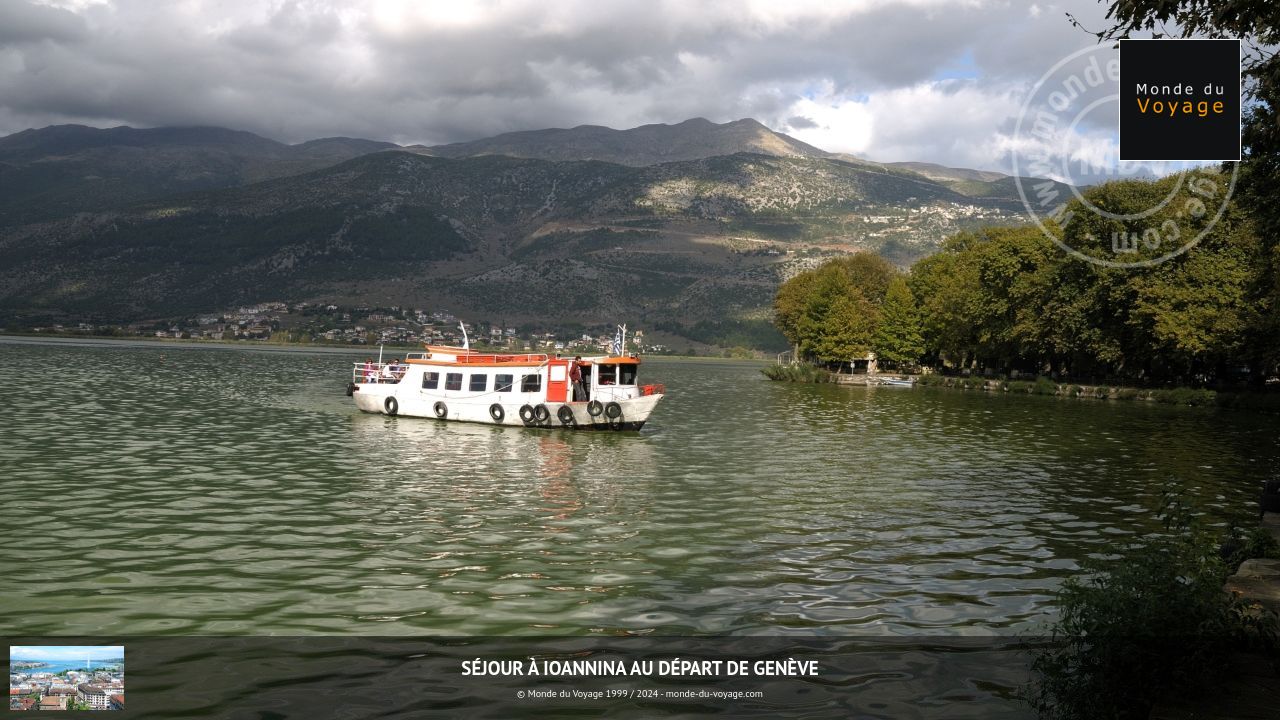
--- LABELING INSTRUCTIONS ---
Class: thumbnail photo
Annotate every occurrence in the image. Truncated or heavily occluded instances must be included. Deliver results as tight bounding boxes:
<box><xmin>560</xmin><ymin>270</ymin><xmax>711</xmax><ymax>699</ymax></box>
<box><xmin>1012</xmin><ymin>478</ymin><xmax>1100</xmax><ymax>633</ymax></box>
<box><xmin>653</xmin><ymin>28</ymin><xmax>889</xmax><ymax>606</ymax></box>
<box><xmin>9</xmin><ymin>646</ymin><xmax>124</xmax><ymax>711</ymax></box>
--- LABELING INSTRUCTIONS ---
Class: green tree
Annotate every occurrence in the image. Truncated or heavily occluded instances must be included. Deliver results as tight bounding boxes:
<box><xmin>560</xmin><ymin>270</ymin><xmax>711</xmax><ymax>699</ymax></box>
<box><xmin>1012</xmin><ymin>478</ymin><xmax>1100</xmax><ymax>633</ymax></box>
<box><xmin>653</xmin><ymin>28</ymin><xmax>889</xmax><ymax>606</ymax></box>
<box><xmin>1128</xmin><ymin>223</ymin><xmax>1258</xmax><ymax>378</ymax></box>
<box><xmin>773</xmin><ymin>252</ymin><xmax>892</xmax><ymax>363</ymax></box>
<box><xmin>807</xmin><ymin>288</ymin><xmax>879</xmax><ymax>363</ymax></box>
<box><xmin>793</xmin><ymin>264</ymin><xmax>873</xmax><ymax>361</ymax></box>
<box><xmin>828</xmin><ymin>252</ymin><xmax>896</xmax><ymax>304</ymax></box>
<box><xmin>772</xmin><ymin>268</ymin><xmax>818</xmax><ymax>353</ymax></box>
<box><xmin>905</xmin><ymin>174</ymin><xmax>1264</xmax><ymax>384</ymax></box>
<box><xmin>872</xmin><ymin>275</ymin><xmax>924</xmax><ymax>367</ymax></box>
<box><xmin>1056</xmin><ymin>175</ymin><xmax>1261</xmax><ymax>381</ymax></box>
<box><xmin>909</xmin><ymin>237</ymin><xmax>983</xmax><ymax>368</ymax></box>
<box><xmin>963</xmin><ymin>226</ymin><xmax>1060</xmax><ymax>373</ymax></box>
<box><xmin>1088</xmin><ymin>0</ymin><xmax>1280</xmax><ymax>380</ymax></box>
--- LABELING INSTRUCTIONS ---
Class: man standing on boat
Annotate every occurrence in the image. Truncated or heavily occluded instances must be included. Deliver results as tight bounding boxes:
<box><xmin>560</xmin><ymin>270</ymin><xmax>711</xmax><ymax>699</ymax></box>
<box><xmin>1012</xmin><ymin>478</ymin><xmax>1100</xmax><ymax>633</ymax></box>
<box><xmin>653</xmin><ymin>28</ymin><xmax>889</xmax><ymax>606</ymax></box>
<box><xmin>570</xmin><ymin>356</ymin><xmax>585</xmax><ymax>401</ymax></box>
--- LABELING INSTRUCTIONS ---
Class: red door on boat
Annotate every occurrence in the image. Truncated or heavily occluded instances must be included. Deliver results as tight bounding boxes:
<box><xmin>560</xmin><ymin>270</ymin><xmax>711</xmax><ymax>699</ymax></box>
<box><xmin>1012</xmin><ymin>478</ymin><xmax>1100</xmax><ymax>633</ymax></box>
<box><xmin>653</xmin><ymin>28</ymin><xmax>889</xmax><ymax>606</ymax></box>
<box><xmin>547</xmin><ymin>359</ymin><xmax>569</xmax><ymax>402</ymax></box>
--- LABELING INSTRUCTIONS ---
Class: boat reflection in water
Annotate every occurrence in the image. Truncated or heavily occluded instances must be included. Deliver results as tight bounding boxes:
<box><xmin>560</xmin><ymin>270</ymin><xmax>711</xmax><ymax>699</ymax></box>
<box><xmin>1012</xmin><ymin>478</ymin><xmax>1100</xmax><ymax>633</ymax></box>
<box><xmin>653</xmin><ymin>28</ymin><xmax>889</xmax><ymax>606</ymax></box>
<box><xmin>347</xmin><ymin>411</ymin><xmax>657</xmax><ymax>516</ymax></box>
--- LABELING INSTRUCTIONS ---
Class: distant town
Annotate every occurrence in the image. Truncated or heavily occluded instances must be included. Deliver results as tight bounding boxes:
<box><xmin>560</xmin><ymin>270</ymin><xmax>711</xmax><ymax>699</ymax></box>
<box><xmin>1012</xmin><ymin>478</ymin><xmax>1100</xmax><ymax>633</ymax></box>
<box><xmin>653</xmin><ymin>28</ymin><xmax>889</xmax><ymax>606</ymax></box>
<box><xmin>8</xmin><ymin>302</ymin><xmax>689</xmax><ymax>356</ymax></box>
<box><xmin>9</xmin><ymin>663</ymin><xmax>124</xmax><ymax>711</ymax></box>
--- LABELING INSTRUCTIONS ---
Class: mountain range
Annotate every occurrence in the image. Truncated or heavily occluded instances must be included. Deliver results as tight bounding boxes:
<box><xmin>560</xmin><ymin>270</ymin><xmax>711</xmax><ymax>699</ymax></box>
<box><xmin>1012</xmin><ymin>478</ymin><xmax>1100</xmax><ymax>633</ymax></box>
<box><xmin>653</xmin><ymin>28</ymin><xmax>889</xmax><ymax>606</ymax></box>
<box><xmin>425</xmin><ymin>117</ymin><xmax>828</xmax><ymax>166</ymax></box>
<box><xmin>0</xmin><ymin>118</ymin><xmax>1061</xmax><ymax>348</ymax></box>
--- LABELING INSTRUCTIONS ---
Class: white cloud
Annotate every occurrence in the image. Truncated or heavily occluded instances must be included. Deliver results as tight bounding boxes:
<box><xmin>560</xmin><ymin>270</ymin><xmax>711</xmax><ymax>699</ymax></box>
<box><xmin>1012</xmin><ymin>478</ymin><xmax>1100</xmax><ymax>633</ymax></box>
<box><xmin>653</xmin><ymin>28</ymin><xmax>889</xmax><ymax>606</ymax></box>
<box><xmin>781</xmin><ymin>80</ymin><xmax>1024</xmax><ymax>169</ymax></box>
<box><xmin>10</xmin><ymin>645</ymin><xmax>124</xmax><ymax>661</ymax></box>
<box><xmin>779</xmin><ymin>91</ymin><xmax>875</xmax><ymax>155</ymax></box>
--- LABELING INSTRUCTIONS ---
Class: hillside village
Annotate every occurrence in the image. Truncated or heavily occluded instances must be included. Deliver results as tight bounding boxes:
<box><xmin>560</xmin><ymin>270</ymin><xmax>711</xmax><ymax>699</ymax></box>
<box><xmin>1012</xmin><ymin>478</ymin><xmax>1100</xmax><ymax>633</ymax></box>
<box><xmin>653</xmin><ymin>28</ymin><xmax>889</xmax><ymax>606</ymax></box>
<box><xmin>17</xmin><ymin>301</ymin><xmax>672</xmax><ymax>355</ymax></box>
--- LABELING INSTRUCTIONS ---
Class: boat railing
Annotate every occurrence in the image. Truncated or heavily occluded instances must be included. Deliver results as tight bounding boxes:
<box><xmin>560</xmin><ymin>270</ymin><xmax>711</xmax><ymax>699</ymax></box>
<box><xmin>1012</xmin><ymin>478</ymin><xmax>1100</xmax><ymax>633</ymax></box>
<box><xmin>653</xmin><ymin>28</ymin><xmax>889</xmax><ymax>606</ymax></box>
<box><xmin>351</xmin><ymin>361</ymin><xmax>405</xmax><ymax>384</ymax></box>
<box><xmin>422</xmin><ymin>346</ymin><xmax>551</xmax><ymax>365</ymax></box>
<box><xmin>450</xmin><ymin>352</ymin><xmax>550</xmax><ymax>365</ymax></box>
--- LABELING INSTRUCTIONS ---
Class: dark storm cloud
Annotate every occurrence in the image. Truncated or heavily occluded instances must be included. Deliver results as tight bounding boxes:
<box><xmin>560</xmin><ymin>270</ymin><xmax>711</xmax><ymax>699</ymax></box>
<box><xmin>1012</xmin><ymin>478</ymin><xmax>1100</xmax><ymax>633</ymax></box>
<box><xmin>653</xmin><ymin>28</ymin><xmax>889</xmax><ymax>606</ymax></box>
<box><xmin>0</xmin><ymin>0</ymin><xmax>1119</xmax><ymax>170</ymax></box>
<box><xmin>0</xmin><ymin>1</ymin><xmax>87</xmax><ymax>44</ymax></box>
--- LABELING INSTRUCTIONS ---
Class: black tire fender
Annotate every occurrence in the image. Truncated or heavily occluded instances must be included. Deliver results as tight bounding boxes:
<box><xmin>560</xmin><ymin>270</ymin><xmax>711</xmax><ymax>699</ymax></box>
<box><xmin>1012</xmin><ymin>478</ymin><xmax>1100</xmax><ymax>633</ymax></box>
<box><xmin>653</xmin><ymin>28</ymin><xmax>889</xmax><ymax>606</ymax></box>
<box><xmin>433</xmin><ymin>401</ymin><xmax>447</xmax><ymax>418</ymax></box>
<box><xmin>557</xmin><ymin>405</ymin><xmax>575</xmax><ymax>425</ymax></box>
<box><xmin>489</xmin><ymin>404</ymin><xmax>505</xmax><ymax>422</ymax></box>
<box><xmin>346</xmin><ymin>382</ymin><xmax>355</xmax><ymax>397</ymax></box>
<box><xmin>533</xmin><ymin>404</ymin><xmax>551</xmax><ymax>423</ymax></box>
<box><xmin>604</xmin><ymin>401</ymin><xmax>623</xmax><ymax>419</ymax></box>
<box><xmin>384</xmin><ymin>396</ymin><xmax>399</xmax><ymax>416</ymax></box>
<box><xmin>587</xmin><ymin>400</ymin><xmax>604</xmax><ymax>417</ymax></box>
<box><xmin>519</xmin><ymin>404</ymin><xmax>536</xmax><ymax>424</ymax></box>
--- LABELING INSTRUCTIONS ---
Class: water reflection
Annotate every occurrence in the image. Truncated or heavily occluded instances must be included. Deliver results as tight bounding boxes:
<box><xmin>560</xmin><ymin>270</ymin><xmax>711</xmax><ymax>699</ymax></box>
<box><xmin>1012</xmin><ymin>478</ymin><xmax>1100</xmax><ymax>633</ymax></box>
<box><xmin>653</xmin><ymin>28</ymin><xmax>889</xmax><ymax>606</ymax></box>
<box><xmin>534</xmin><ymin>435</ymin><xmax>580</xmax><ymax>522</ymax></box>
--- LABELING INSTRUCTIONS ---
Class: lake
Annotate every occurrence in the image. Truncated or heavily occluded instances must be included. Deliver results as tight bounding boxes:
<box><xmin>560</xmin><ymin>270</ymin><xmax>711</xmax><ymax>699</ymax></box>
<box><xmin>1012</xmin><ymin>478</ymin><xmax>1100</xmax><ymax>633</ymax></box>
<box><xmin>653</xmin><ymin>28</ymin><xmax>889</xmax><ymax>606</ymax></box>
<box><xmin>1</xmin><ymin>337</ymin><xmax>1275</xmax><ymax>715</ymax></box>
<box><xmin>1</xmin><ymin>336</ymin><xmax>1274</xmax><ymax>637</ymax></box>
<box><xmin>8</xmin><ymin>658</ymin><xmax>121</xmax><ymax>675</ymax></box>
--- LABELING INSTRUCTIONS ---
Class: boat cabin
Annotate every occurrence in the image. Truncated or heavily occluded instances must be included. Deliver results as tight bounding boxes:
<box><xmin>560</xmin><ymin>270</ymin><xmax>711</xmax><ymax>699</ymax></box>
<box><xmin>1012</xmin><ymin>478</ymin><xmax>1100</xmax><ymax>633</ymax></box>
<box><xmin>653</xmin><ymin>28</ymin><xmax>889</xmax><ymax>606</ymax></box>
<box><xmin>352</xmin><ymin>347</ymin><xmax>661</xmax><ymax>404</ymax></box>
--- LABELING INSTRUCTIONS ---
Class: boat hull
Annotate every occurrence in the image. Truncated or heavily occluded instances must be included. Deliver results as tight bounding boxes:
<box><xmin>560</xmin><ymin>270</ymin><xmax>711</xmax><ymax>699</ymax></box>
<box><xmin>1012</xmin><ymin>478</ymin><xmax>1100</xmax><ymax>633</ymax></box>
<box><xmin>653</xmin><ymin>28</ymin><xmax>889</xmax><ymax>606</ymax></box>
<box><xmin>351</xmin><ymin>384</ymin><xmax>662</xmax><ymax>431</ymax></box>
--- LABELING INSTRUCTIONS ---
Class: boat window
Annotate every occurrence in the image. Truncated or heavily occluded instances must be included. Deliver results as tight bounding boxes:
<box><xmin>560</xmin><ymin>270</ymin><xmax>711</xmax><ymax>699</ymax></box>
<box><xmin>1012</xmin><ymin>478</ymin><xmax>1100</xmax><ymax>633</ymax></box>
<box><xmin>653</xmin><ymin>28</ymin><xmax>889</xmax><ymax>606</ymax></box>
<box><xmin>495</xmin><ymin>374</ymin><xmax>513</xmax><ymax>392</ymax></box>
<box><xmin>598</xmin><ymin>364</ymin><xmax>617</xmax><ymax>385</ymax></box>
<box><xmin>422</xmin><ymin>372</ymin><xmax>440</xmax><ymax>390</ymax></box>
<box><xmin>469</xmin><ymin>374</ymin><xmax>487</xmax><ymax>392</ymax></box>
<box><xmin>520</xmin><ymin>374</ymin><xmax>541</xmax><ymax>392</ymax></box>
<box><xmin>619</xmin><ymin>363</ymin><xmax>638</xmax><ymax>386</ymax></box>
<box><xmin>445</xmin><ymin>372</ymin><xmax>463</xmax><ymax>391</ymax></box>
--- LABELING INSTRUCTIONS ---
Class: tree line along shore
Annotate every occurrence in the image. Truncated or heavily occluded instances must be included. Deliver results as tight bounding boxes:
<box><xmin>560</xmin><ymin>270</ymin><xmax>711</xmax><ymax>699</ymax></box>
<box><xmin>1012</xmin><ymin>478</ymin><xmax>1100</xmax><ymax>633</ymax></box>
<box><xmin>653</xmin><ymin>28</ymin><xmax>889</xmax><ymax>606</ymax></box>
<box><xmin>766</xmin><ymin>173</ymin><xmax>1280</xmax><ymax>401</ymax></box>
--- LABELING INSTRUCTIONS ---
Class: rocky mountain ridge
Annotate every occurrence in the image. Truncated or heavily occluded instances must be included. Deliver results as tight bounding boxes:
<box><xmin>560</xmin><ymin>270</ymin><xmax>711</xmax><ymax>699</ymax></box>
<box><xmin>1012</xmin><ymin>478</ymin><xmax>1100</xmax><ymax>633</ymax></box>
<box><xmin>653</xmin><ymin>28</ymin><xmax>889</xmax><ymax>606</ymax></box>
<box><xmin>0</xmin><ymin>119</ymin><xmax>1055</xmax><ymax>347</ymax></box>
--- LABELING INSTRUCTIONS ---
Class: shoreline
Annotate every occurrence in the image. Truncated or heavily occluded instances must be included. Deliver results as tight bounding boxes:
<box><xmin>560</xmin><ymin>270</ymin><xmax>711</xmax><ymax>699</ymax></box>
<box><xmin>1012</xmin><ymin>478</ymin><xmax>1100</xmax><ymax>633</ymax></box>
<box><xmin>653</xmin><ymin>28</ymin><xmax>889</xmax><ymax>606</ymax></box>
<box><xmin>761</xmin><ymin>363</ymin><xmax>1280</xmax><ymax>411</ymax></box>
<box><xmin>0</xmin><ymin>332</ymin><xmax>413</xmax><ymax>353</ymax></box>
<box><xmin>0</xmin><ymin>333</ymin><xmax>756</xmax><ymax>362</ymax></box>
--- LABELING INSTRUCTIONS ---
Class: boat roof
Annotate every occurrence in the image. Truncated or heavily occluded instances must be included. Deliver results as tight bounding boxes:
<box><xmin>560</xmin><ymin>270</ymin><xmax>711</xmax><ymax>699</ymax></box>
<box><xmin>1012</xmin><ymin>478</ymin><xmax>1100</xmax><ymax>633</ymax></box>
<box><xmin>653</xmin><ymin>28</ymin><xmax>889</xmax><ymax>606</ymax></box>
<box><xmin>415</xmin><ymin>345</ymin><xmax>641</xmax><ymax>366</ymax></box>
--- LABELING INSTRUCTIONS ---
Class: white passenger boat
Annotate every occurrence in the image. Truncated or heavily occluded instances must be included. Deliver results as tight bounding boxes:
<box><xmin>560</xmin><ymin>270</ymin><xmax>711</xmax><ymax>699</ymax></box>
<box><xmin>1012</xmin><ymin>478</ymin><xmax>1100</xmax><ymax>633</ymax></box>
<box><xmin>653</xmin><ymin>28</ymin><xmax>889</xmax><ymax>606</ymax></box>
<box><xmin>347</xmin><ymin>345</ymin><xmax>665</xmax><ymax>431</ymax></box>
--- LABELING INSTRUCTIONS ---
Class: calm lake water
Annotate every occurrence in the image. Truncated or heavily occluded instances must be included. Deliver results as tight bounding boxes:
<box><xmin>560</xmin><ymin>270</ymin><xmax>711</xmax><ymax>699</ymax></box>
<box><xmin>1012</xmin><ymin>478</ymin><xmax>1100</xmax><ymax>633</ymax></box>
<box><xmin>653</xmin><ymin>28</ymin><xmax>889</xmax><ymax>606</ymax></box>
<box><xmin>9</xmin><ymin>658</ymin><xmax>121</xmax><ymax>674</ymax></box>
<box><xmin>2</xmin><ymin>336</ymin><xmax>1276</xmax><ymax>640</ymax></box>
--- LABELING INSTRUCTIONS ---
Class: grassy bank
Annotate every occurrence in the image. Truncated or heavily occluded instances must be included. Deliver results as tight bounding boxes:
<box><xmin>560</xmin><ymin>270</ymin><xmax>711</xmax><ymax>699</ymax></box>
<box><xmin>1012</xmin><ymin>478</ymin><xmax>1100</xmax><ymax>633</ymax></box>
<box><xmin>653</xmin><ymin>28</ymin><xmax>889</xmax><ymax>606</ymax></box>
<box><xmin>1026</xmin><ymin>493</ymin><xmax>1279</xmax><ymax>719</ymax></box>
<box><xmin>916</xmin><ymin>374</ymin><xmax>1280</xmax><ymax>411</ymax></box>
<box><xmin>760</xmin><ymin>363</ymin><xmax>835</xmax><ymax>383</ymax></box>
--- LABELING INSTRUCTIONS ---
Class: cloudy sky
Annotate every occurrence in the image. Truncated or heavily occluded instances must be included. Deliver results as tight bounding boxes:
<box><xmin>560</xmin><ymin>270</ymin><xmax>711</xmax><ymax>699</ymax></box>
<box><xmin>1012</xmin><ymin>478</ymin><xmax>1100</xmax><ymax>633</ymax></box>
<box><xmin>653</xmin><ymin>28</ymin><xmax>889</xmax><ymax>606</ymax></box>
<box><xmin>0</xmin><ymin>0</ymin><xmax>1134</xmax><ymax>173</ymax></box>
<box><xmin>11</xmin><ymin>645</ymin><xmax>124</xmax><ymax>661</ymax></box>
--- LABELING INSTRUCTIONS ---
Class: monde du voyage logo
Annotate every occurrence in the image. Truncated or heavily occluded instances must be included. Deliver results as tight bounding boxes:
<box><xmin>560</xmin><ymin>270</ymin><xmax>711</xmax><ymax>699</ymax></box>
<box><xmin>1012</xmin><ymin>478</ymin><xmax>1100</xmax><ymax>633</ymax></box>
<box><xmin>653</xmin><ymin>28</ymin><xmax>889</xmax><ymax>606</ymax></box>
<box><xmin>1014</xmin><ymin>39</ymin><xmax>1242</xmax><ymax>268</ymax></box>
<box><xmin>1120</xmin><ymin>38</ymin><xmax>1241</xmax><ymax>162</ymax></box>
